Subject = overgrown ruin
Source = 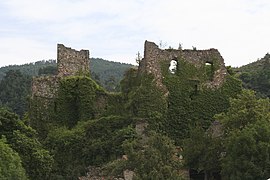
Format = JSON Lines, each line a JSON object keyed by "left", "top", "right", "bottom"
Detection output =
{"left": 31, "top": 44, "right": 90, "bottom": 99}
{"left": 30, "top": 44, "right": 91, "bottom": 137}
{"left": 29, "top": 40, "right": 242, "bottom": 179}
{"left": 139, "top": 41, "right": 228, "bottom": 94}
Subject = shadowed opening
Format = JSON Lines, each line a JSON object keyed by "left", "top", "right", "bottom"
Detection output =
{"left": 169, "top": 60, "right": 177, "bottom": 74}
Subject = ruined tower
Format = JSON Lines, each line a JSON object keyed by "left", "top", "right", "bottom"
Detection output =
{"left": 30, "top": 44, "right": 91, "bottom": 138}
{"left": 31, "top": 44, "right": 90, "bottom": 99}
{"left": 138, "top": 41, "right": 228, "bottom": 93}
{"left": 57, "top": 44, "right": 89, "bottom": 76}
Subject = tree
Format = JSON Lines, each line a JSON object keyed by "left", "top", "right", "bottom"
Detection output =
{"left": 0, "top": 70, "right": 31, "bottom": 117}
{"left": 0, "top": 137, "right": 28, "bottom": 180}
{"left": 135, "top": 51, "right": 142, "bottom": 64}
{"left": 215, "top": 90, "right": 270, "bottom": 179}
{"left": 104, "top": 76, "right": 117, "bottom": 92}
{"left": 237, "top": 53, "right": 270, "bottom": 98}
{"left": 123, "top": 131, "right": 184, "bottom": 180}
{"left": 0, "top": 108, "right": 53, "bottom": 180}
{"left": 221, "top": 121, "right": 270, "bottom": 179}
{"left": 183, "top": 126, "right": 223, "bottom": 179}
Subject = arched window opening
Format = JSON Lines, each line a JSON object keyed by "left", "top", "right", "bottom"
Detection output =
{"left": 169, "top": 60, "right": 177, "bottom": 74}
{"left": 205, "top": 62, "right": 214, "bottom": 81}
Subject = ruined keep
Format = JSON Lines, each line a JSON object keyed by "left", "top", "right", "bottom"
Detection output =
{"left": 57, "top": 44, "right": 89, "bottom": 76}
{"left": 29, "top": 41, "right": 242, "bottom": 179}
{"left": 30, "top": 44, "right": 90, "bottom": 137}
{"left": 31, "top": 44, "right": 90, "bottom": 99}
{"left": 133, "top": 40, "right": 242, "bottom": 142}
{"left": 138, "top": 41, "right": 228, "bottom": 94}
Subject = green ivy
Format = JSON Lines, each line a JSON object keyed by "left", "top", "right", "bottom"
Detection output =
{"left": 55, "top": 76, "right": 100, "bottom": 127}
{"left": 160, "top": 57, "right": 242, "bottom": 143}
{"left": 45, "top": 115, "right": 135, "bottom": 179}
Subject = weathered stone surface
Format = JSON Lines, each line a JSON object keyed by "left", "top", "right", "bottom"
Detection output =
{"left": 207, "top": 120, "right": 223, "bottom": 138}
{"left": 57, "top": 44, "right": 90, "bottom": 76}
{"left": 123, "top": 170, "right": 134, "bottom": 180}
{"left": 139, "top": 40, "right": 228, "bottom": 94}
{"left": 31, "top": 44, "right": 90, "bottom": 99}
{"left": 30, "top": 44, "right": 91, "bottom": 132}
{"left": 31, "top": 75, "right": 59, "bottom": 99}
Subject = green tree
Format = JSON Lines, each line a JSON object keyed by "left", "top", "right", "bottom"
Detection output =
{"left": 0, "top": 137, "right": 28, "bottom": 180}
{"left": 221, "top": 121, "right": 270, "bottom": 180}
{"left": 215, "top": 90, "right": 270, "bottom": 179}
{"left": 0, "top": 70, "right": 31, "bottom": 117}
{"left": 0, "top": 108, "right": 53, "bottom": 180}
{"left": 123, "top": 131, "right": 183, "bottom": 180}
{"left": 183, "top": 126, "right": 223, "bottom": 179}
{"left": 237, "top": 53, "right": 270, "bottom": 98}
{"left": 104, "top": 76, "right": 117, "bottom": 91}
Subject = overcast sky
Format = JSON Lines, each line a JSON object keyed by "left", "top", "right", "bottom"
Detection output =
{"left": 0, "top": 0, "right": 269, "bottom": 68}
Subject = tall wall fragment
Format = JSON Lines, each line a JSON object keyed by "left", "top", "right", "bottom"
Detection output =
{"left": 31, "top": 44, "right": 90, "bottom": 99}
{"left": 138, "top": 40, "right": 228, "bottom": 93}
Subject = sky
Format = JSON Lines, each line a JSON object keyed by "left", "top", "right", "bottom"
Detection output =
{"left": 0, "top": 0, "right": 269, "bottom": 68}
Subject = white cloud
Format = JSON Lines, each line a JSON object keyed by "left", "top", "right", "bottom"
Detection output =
{"left": 0, "top": 0, "right": 270, "bottom": 67}
{"left": 0, "top": 37, "right": 55, "bottom": 67}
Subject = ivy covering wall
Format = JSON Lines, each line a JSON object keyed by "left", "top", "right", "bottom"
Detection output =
{"left": 29, "top": 54, "right": 243, "bottom": 178}
{"left": 160, "top": 57, "right": 242, "bottom": 143}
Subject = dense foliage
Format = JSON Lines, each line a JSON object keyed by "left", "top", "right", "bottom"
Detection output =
{"left": 2, "top": 51, "right": 270, "bottom": 179}
{"left": 0, "top": 70, "right": 31, "bottom": 117}
{"left": 45, "top": 116, "right": 135, "bottom": 179}
{"left": 183, "top": 126, "right": 222, "bottom": 179}
{"left": 0, "top": 59, "right": 132, "bottom": 125}
{"left": 183, "top": 90, "right": 270, "bottom": 179}
{"left": 123, "top": 131, "right": 184, "bottom": 180}
{"left": 160, "top": 58, "right": 242, "bottom": 142}
{"left": 0, "top": 108, "right": 53, "bottom": 179}
{"left": 217, "top": 90, "right": 270, "bottom": 179}
{"left": 0, "top": 58, "right": 133, "bottom": 92}
{"left": 0, "top": 137, "right": 27, "bottom": 180}
{"left": 0, "top": 60, "right": 56, "bottom": 80}
{"left": 56, "top": 76, "right": 101, "bottom": 127}
{"left": 236, "top": 53, "right": 270, "bottom": 98}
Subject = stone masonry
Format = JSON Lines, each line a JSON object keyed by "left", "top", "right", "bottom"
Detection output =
{"left": 31, "top": 44, "right": 90, "bottom": 99}
{"left": 138, "top": 40, "right": 228, "bottom": 94}
{"left": 57, "top": 44, "right": 90, "bottom": 76}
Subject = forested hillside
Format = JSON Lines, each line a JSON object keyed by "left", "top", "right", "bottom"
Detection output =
{"left": 1, "top": 51, "right": 270, "bottom": 180}
{"left": 0, "top": 58, "right": 133, "bottom": 117}
{"left": 235, "top": 53, "right": 270, "bottom": 98}
{"left": 0, "top": 58, "right": 134, "bottom": 90}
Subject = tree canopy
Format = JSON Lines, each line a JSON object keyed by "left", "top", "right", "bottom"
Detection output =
{"left": 0, "top": 137, "right": 28, "bottom": 180}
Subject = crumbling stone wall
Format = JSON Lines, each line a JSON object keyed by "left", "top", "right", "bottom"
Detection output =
{"left": 57, "top": 44, "right": 90, "bottom": 76}
{"left": 31, "top": 44, "right": 90, "bottom": 99}
{"left": 139, "top": 41, "right": 228, "bottom": 93}
{"left": 30, "top": 44, "right": 91, "bottom": 137}
{"left": 31, "top": 76, "right": 59, "bottom": 99}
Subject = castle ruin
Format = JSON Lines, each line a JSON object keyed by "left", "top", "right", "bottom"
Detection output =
{"left": 138, "top": 41, "right": 228, "bottom": 93}
{"left": 31, "top": 44, "right": 90, "bottom": 99}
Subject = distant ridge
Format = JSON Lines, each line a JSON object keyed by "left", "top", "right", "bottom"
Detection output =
{"left": 235, "top": 53, "right": 270, "bottom": 98}
{"left": 0, "top": 58, "right": 135, "bottom": 91}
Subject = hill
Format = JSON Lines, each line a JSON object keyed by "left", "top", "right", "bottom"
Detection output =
{"left": 235, "top": 53, "right": 270, "bottom": 98}
{"left": 0, "top": 58, "right": 134, "bottom": 90}
{"left": 0, "top": 58, "right": 134, "bottom": 116}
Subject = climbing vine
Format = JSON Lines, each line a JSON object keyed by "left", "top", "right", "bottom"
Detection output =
{"left": 160, "top": 57, "right": 242, "bottom": 143}
{"left": 56, "top": 76, "right": 103, "bottom": 128}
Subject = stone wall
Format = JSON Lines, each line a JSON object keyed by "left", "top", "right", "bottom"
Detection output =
{"left": 31, "top": 76, "right": 60, "bottom": 99}
{"left": 57, "top": 44, "right": 90, "bottom": 77}
{"left": 138, "top": 40, "right": 228, "bottom": 93}
{"left": 31, "top": 44, "right": 90, "bottom": 99}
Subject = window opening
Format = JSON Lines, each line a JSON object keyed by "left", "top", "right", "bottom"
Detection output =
{"left": 205, "top": 62, "right": 214, "bottom": 81}
{"left": 169, "top": 60, "right": 177, "bottom": 74}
